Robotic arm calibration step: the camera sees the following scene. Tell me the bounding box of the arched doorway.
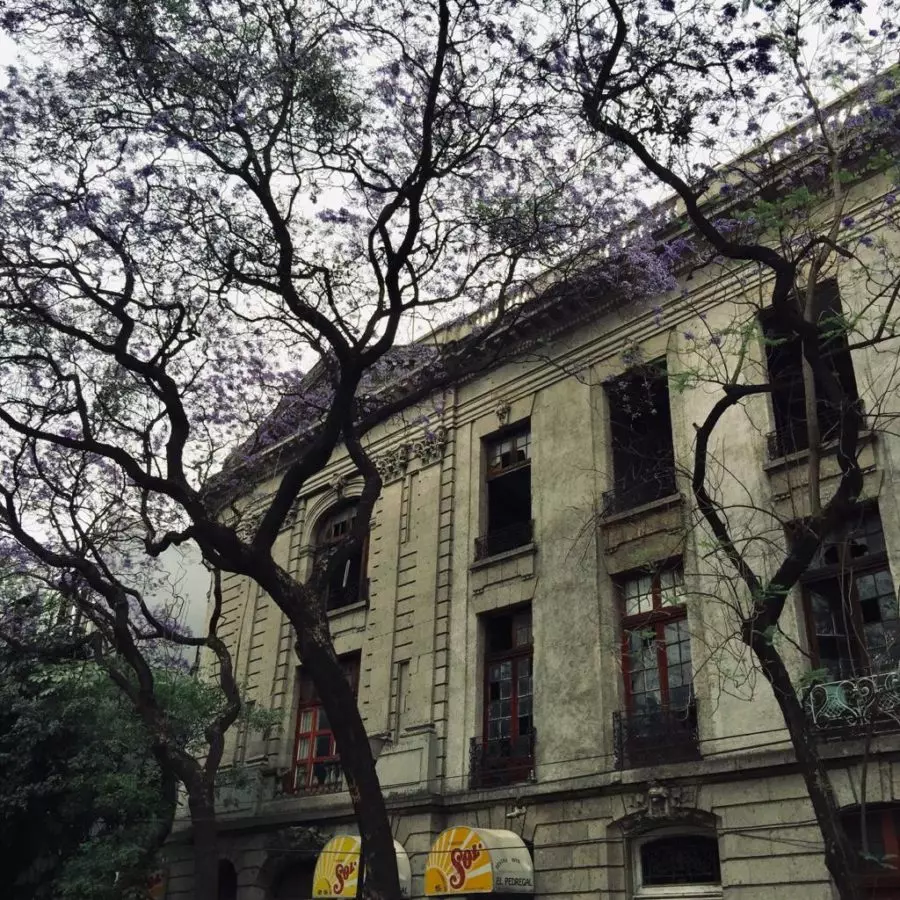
[218,859,238,900]
[270,860,315,899]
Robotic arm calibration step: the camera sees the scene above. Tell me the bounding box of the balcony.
[474,520,534,561]
[283,759,344,795]
[469,731,535,789]
[806,671,900,737]
[602,469,677,517]
[613,703,700,769]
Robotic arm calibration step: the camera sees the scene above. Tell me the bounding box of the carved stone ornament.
[411,425,449,466]
[616,781,704,836]
[375,426,448,483]
[495,400,511,426]
[376,443,410,482]
[329,473,348,498]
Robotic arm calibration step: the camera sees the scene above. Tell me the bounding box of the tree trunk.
[294,624,401,900]
[186,780,220,900]
[750,634,863,900]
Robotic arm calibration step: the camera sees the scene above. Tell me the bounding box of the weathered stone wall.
[168,171,900,899]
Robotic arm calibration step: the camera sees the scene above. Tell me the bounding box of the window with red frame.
[843,805,900,897]
[482,608,533,775]
[620,566,693,716]
[290,654,360,793]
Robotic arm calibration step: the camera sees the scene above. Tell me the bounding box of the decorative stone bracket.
[615,781,709,836]
[375,426,449,483]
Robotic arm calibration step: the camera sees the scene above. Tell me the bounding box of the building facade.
[164,166,900,900]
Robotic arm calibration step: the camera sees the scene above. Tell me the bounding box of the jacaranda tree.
[1,0,896,897]
[0,2,650,898]
[532,1,900,896]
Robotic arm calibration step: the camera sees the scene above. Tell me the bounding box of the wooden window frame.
[477,422,533,559]
[800,507,896,679]
[316,504,369,611]
[619,564,691,713]
[290,655,360,793]
[481,608,534,766]
[485,425,531,480]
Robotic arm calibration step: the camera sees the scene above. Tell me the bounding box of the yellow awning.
[424,826,534,894]
[312,834,411,898]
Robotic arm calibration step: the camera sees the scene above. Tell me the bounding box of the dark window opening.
[801,505,898,680]
[289,654,360,794]
[762,280,859,458]
[218,861,237,900]
[271,860,316,899]
[639,835,721,887]
[471,607,534,788]
[476,426,532,559]
[316,505,368,611]
[614,565,699,768]
[604,361,676,514]
[842,806,900,896]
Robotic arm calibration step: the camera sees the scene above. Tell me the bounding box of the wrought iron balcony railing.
[766,401,866,461]
[469,731,535,789]
[283,760,345,796]
[601,469,677,516]
[805,670,900,736]
[474,520,534,561]
[613,702,700,770]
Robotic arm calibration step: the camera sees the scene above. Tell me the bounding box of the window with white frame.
[632,831,722,899]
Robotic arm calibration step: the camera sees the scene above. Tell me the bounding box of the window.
[761,280,859,458]
[471,607,534,787]
[615,566,698,768]
[605,361,676,514]
[271,861,316,899]
[621,567,692,713]
[842,805,900,897]
[802,506,898,680]
[315,504,368,611]
[633,833,722,898]
[476,424,532,559]
[218,861,237,900]
[290,654,360,793]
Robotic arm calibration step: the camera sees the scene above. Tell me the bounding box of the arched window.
[633,832,721,898]
[218,860,237,900]
[842,805,900,897]
[315,503,368,611]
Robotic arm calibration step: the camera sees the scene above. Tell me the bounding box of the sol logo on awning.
[449,842,485,889]
[333,860,357,895]
[425,827,535,895]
